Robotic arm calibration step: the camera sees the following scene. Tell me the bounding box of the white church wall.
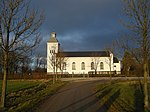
[114,61,121,74]
[65,57,114,74]
[66,57,90,74]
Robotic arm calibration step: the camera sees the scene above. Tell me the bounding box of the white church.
[47,32,121,75]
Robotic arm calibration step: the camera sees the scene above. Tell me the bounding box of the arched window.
[81,62,85,70]
[91,62,94,70]
[63,62,66,70]
[72,62,76,70]
[100,62,104,70]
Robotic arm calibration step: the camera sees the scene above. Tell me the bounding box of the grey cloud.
[31,0,127,56]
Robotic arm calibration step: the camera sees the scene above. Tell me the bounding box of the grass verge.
[96,80,150,112]
[0,80,66,112]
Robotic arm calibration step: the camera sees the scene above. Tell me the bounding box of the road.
[35,79,107,112]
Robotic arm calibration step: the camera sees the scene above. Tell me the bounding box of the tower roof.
[48,32,59,43]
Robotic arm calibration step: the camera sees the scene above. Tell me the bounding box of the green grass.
[96,80,147,112]
[0,80,67,112]
[0,80,40,94]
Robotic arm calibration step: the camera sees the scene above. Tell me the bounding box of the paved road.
[35,80,107,112]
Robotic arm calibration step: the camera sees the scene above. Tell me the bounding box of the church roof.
[60,51,110,57]
[48,37,58,43]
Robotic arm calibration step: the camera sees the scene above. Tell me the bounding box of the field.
[0,80,40,94]
[96,80,150,112]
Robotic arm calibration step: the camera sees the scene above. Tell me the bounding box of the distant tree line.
[0,51,47,77]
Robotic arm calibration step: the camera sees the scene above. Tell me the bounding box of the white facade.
[47,32,121,74]
[64,57,113,74]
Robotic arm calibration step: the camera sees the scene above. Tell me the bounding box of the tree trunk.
[110,62,112,82]
[144,62,149,110]
[95,70,97,75]
[56,67,58,81]
[126,67,130,80]
[53,67,55,84]
[109,73,112,82]
[61,70,63,78]
[143,25,149,110]
[52,74,55,84]
[0,53,8,108]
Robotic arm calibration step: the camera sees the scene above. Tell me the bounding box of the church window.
[100,62,104,70]
[63,62,66,70]
[51,50,55,53]
[91,62,94,70]
[81,62,85,70]
[72,62,76,70]
[50,50,55,53]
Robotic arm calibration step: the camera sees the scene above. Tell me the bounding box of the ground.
[35,80,106,112]
[35,78,150,112]
[1,78,149,112]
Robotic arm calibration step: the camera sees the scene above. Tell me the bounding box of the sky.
[32,0,127,57]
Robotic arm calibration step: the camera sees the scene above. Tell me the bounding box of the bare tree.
[115,34,144,64]
[122,50,135,78]
[48,50,61,83]
[123,0,150,109]
[57,50,68,75]
[0,0,44,108]
[91,53,101,75]
[48,49,68,82]
[35,53,44,70]
[104,51,113,82]
[48,50,57,83]
[20,55,31,76]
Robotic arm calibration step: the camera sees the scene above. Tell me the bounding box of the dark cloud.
[32,0,127,56]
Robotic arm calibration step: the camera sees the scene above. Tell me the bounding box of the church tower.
[47,32,60,73]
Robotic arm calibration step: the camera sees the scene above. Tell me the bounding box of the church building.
[47,32,121,75]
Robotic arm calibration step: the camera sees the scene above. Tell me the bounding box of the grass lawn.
[96,80,149,112]
[0,80,40,94]
[0,80,66,112]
